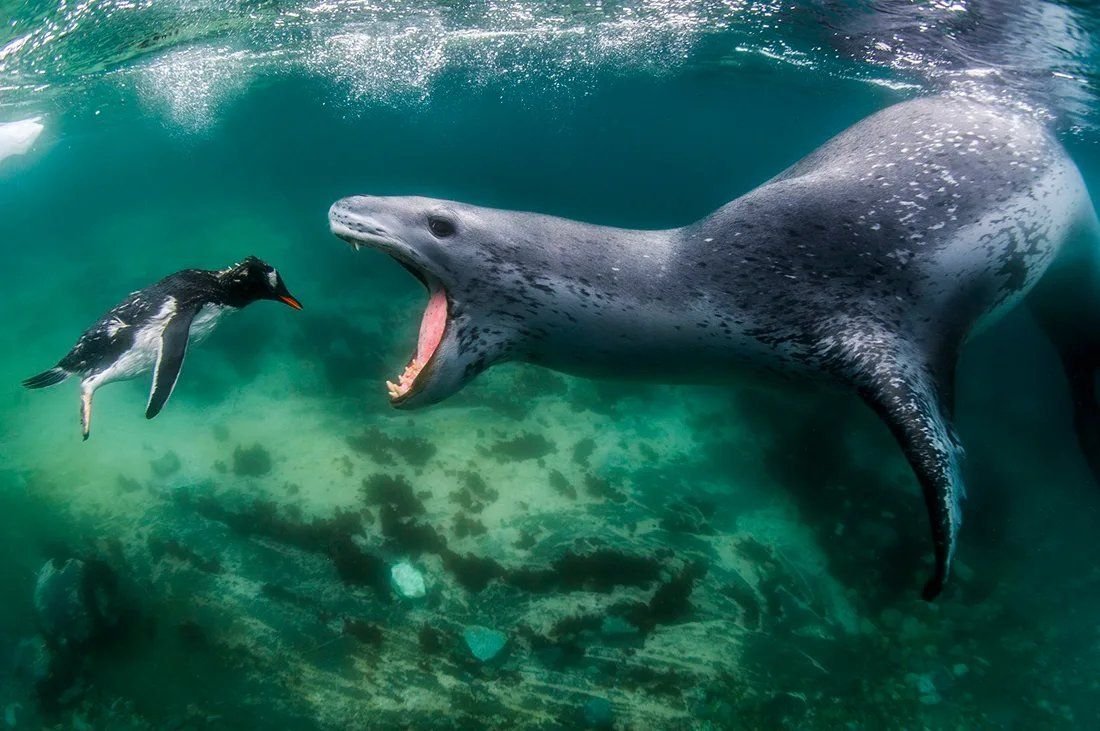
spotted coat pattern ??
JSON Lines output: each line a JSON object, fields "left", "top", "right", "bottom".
{"left": 330, "top": 96, "right": 1095, "bottom": 598}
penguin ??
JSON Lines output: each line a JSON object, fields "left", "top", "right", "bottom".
{"left": 23, "top": 256, "right": 303, "bottom": 440}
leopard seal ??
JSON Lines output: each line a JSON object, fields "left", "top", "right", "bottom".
{"left": 329, "top": 95, "right": 1100, "bottom": 599}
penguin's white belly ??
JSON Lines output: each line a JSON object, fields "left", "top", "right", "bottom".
{"left": 86, "top": 323, "right": 163, "bottom": 389}
{"left": 83, "top": 303, "right": 229, "bottom": 391}
{"left": 189, "top": 304, "right": 229, "bottom": 344}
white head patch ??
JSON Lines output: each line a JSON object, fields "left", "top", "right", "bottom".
{"left": 266, "top": 269, "right": 278, "bottom": 289}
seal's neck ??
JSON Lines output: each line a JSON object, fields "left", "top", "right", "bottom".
{"left": 505, "top": 220, "right": 748, "bottom": 380}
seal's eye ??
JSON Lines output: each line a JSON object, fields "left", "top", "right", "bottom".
{"left": 428, "top": 216, "right": 455, "bottom": 238}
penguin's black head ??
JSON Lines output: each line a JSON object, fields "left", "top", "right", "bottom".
{"left": 221, "top": 256, "right": 303, "bottom": 310}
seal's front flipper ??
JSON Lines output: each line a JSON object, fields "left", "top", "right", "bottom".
{"left": 146, "top": 306, "right": 196, "bottom": 420}
{"left": 1058, "top": 352, "right": 1100, "bottom": 487}
{"left": 857, "top": 363, "right": 964, "bottom": 600}
{"left": 1027, "top": 207, "right": 1100, "bottom": 488}
{"left": 833, "top": 329, "right": 965, "bottom": 600}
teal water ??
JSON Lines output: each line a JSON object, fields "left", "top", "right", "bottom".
{"left": 4, "top": 1, "right": 1100, "bottom": 728}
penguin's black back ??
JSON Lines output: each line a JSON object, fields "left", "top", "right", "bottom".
{"left": 58, "top": 269, "right": 228, "bottom": 375}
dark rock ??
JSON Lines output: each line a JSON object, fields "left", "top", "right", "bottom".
{"left": 508, "top": 549, "right": 662, "bottom": 593}
{"left": 418, "top": 625, "right": 444, "bottom": 655}
{"left": 178, "top": 491, "right": 387, "bottom": 593}
{"left": 584, "top": 474, "right": 625, "bottom": 502}
{"left": 116, "top": 475, "right": 142, "bottom": 493}
{"left": 660, "top": 499, "right": 714, "bottom": 535}
{"left": 344, "top": 619, "right": 383, "bottom": 647}
{"left": 454, "top": 513, "right": 487, "bottom": 538}
{"left": 645, "top": 562, "right": 707, "bottom": 626}
{"left": 13, "top": 636, "right": 51, "bottom": 687}
{"left": 721, "top": 574, "right": 761, "bottom": 629}
{"left": 514, "top": 531, "right": 537, "bottom": 550}
{"left": 260, "top": 583, "right": 321, "bottom": 610}
{"left": 232, "top": 444, "right": 272, "bottom": 477}
{"left": 362, "top": 474, "right": 424, "bottom": 517}
{"left": 582, "top": 697, "right": 614, "bottom": 728}
{"left": 449, "top": 472, "right": 499, "bottom": 513}
{"left": 442, "top": 552, "right": 505, "bottom": 592}
{"left": 482, "top": 433, "right": 556, "bottom": 462}
{"left": 549, "top": 470, "right": 577, "bottom": 499}
{"left": 147, "top": 536, "right": 222, "bottom": 574}
{"left": 600, "top": 616, "right": 641, "bottom": 639}
{"left": 462, "top": 472, "right": 498, "bottom": 503}
{"left": 177, "top": 620, "right": 208, "bottom": 648}
{"left": 33, "top": 558, "right": 122, "bottom": 650}
{"left": 150, "top": 451, "right": 181, "bottom": 478}
{"left": 329, "top": 535, "right": 388, "bottom": 590}
{"left": 347, "top": 427, "right": 436, "bottom": 467}
{"left": 572, "top": 438, "right": 596, "bottom": 465}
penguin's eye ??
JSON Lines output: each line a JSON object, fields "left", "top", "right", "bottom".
{"left": 428, "top": 216, "right": 455, "bottom": 238}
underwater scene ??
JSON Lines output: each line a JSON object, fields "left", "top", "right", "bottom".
{"left": 4, "top": 0, "right": 1100, "bottom": 728}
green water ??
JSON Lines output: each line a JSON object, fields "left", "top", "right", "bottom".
{"left": 4, "top": 1, "right": 1100, "bottom": 728}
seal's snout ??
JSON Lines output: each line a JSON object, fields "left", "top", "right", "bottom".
{"left": 327, "top": 193, "right": 456, "bottom": 411}
{"left": 327, "top": 200, "right": 347, "bottom": 228}
{"left": 329, "top": 195, "right": 382, "bottom": 222}
{"left": 328, "top": 196, "right": 364, "bottom": 234}
{"left": 329, "top": 197, "right": 394, "bottom": 252}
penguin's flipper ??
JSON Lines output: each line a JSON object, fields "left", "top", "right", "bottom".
{"left": 832, "top": 324, "right": 964, "bottom": 600}
{"left": 146, "top": 306, "right": 197, "bottom": 420}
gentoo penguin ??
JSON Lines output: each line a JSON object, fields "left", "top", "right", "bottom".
{"left": 23, "top": 256, "right": 302, "bottom": 440}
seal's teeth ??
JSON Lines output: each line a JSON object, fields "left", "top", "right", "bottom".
{"left": 386, "top": 357, "right": 427, "bottom": 400}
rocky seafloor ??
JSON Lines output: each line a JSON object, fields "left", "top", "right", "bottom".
{"left": 2, "top": 301, "right": 1099, "bottom": 730}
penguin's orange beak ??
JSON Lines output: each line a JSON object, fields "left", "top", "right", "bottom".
{"left": 279, "top": 295, "right": 303, "bottom": 310}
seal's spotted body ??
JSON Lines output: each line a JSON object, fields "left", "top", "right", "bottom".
{"left": 330, "top": 96, "right": 1099, "bottom": 599}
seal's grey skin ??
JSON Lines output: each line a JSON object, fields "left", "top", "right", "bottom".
{"left": 330, "top": 96, "right": 1100, "bottom": 599}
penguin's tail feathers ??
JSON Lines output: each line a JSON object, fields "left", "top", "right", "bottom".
{"left": 22, "top": 367, "right": 70, "bottom": 389}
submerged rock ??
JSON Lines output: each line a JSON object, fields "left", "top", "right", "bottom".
{"left": 233, "top": 444, "right": 272, "bottom": 477}
{"left": 390, "top": 561, "right": 427, "bottom": 599}
{"left": 150, "top": 451, "right": 181, "bottom": 478}
{"left": 463, "top": 626, "right": 507, "bottom": 662}
{"left": 4, "top": 703, "right": 21, "bottom": 728}
{"left": 13, "top": 636, "right": 51, "bottom": 686}
{"left": 582, "top": 697, "right": 614, "bottom": 728}
{"left": 909, "top": 672, "right": 941, "bottom": 705}
{"left": 33, "top": 558, "right": 121, "bottom": 649}
{"left": 599, "top": 615, "right": 640, "bottom": 638}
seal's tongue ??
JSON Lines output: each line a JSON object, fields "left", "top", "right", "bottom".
{"left": 387, "top": 288, "right": 448, "bottom": 401}
{"left": 417, "top": 288, "right": 447, "bottom": 363}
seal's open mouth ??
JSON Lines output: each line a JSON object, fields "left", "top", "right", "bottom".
{"left": 388, "top": 283, "right": 447, "bottom": 401}
{"left": 331, "top": 221, "right": 449, "bottom": 405}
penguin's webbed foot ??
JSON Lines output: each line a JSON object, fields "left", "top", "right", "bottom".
{"left": 80, "top": 389, "right": 93, "bottom": 442}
